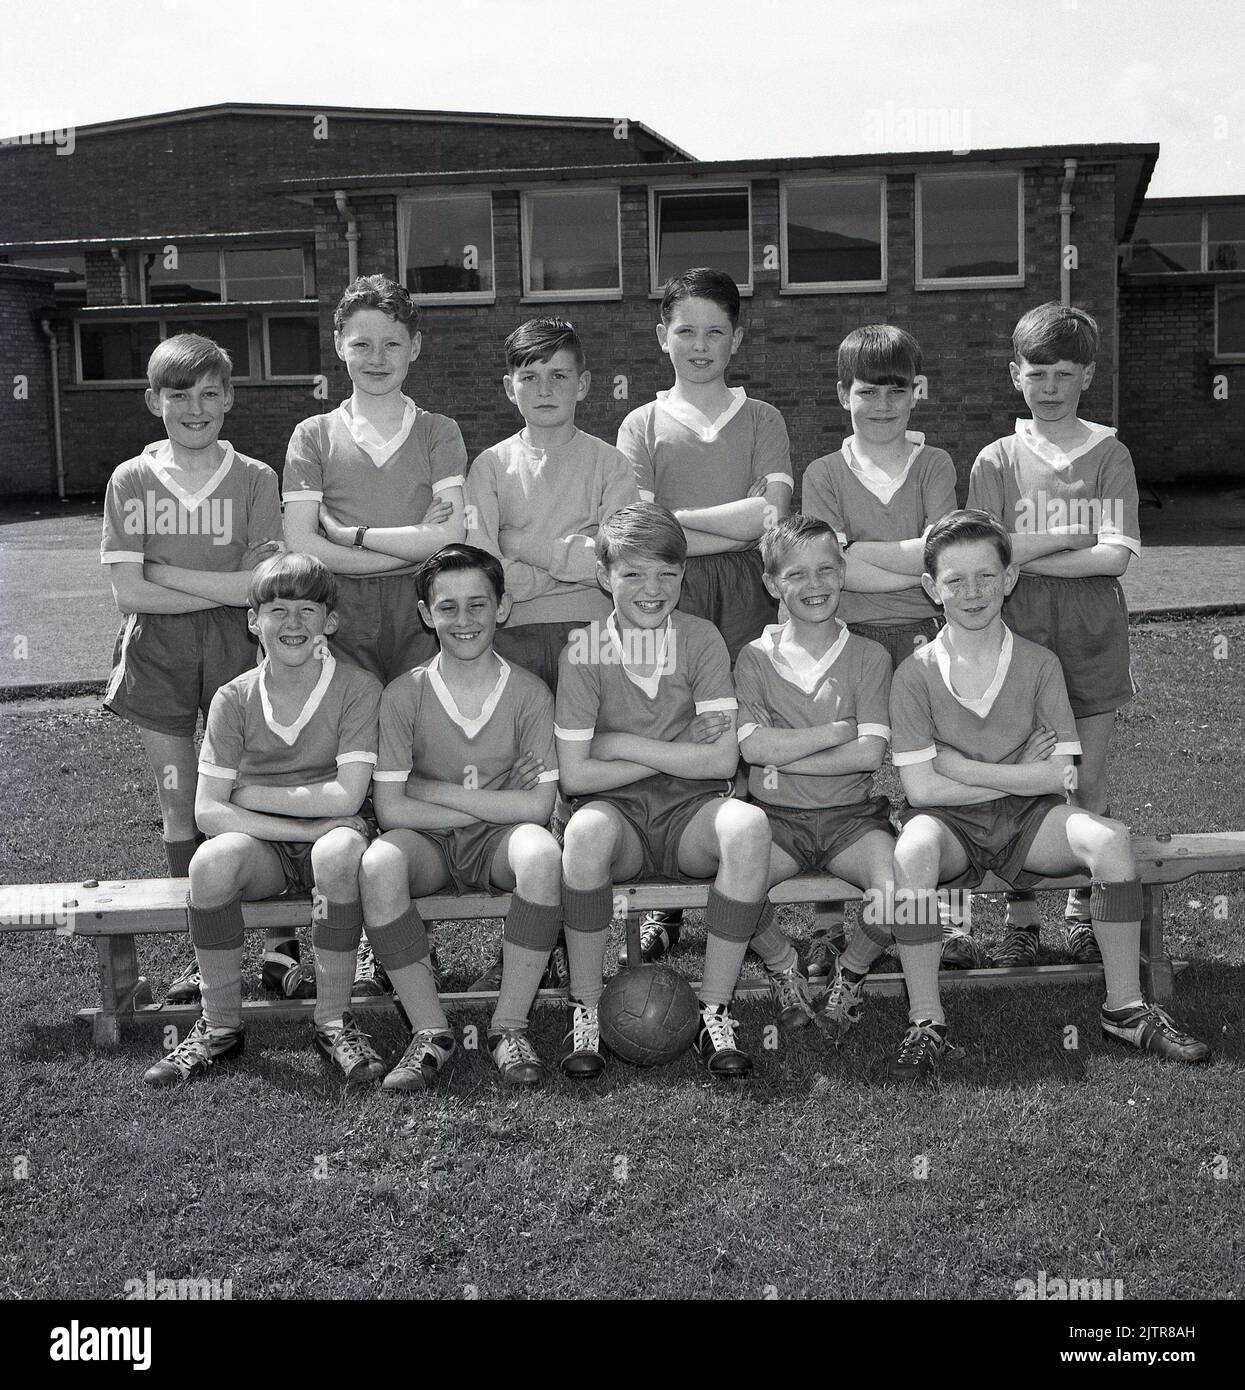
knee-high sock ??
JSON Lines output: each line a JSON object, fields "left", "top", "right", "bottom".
{"left": 165, "top": 837, "right": 198, "bottom": 878}
{"left": 700, "top": 888, "right": 765, "bottom": 1008}
{"left": 893, "top": 888, "right": 943, "bottom": 1025}
{"left": 749, "top": 902, "right": 797, "bottom": 974}
{"left": 1090, "top": 879, "right": 1144, "bottom": 1012}
{"left": 841, "top": 906, "right": 891, "bottom": 977}
{"left": 368, "top": 902, "right": 447, "bottom": 1034}
{"left": 189, "top": 895, "right": 245, "bottom": 1031}
{"left": 492, "top": 896, "right": 562, "bottom": 1033}
{"left": 563, "top": 883, "right": 613, "bottom": 1008}
{"left": 312, "top": 898, "right": 363, "bottom": 1028}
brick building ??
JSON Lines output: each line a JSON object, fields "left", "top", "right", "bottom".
{"left": 1, "top": 102, "right": 1193, "bottom": 500}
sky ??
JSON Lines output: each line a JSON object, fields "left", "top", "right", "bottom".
{"left": 1, "top": 0, "right": 1243, "bottom": 198}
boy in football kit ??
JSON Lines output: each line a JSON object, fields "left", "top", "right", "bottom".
{"left": 615, "top": 268, "right": 793, "bottom": 964}
{"left": 465, "top": 317, "right": 639, "bottom": 693}
{"left": 100, "top": 332, "right": 288, "bottom": 1005}
{"left": 283, "top": 274, "right": 467, "bottom": 996}
{"left": 359, "top": 545, "right": 564, "bottom": 1091}
{"left": 968, "top": 304, "right": 1139, "bottom": 967}
{"left": 884, "top": 510, "right": 1208, "bottom": 1081}
{"left": 800, "top": 325, "right": 964, "bottom": 974}
{"left": 735, "top": 516, "right": 899, "bottom": 1039}
{"left": 555, "top": 503, "right": 773, "bottom": 1080}
{"left": 144, "top": 553, "right": 385, "bottom": 1087}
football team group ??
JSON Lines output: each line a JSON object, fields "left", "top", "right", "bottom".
{"left": 99, "top": 264, "right": 1211, "bottom": 1095}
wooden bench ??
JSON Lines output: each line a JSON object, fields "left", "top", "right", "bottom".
{"left": 2, "top": 832, "right": 1242, "bottom": 1047}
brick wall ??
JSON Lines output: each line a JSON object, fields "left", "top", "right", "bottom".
{"left": 1119, "top": 278, "right": 1245, "bottom": 482}
{"left": 0, "top": 268, "right": 59, "bottom": 495}
{"left": 1, "top": 111, "right": 677, "bottom": 244}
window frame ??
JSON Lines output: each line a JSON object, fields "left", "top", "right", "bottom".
{"left": 648, "top": 183, "right": 754, "bottom": 296}
{"left": 778, "top": 175, "right": 887, "bottom": 294}
{"left": 141, "top": 242, "right": 315, "bottom": 306}
{"left": 1213, "top": 283, "right": 1245, "bottom": 361}
{"left": 72, "top": 314, "right": 260, "bottom": 386}
{"left": 914, "top": 169, "right": 1025, "bottom": 291}
{"left": 262, "top": 311, "right": 322, "bottom": 382}
{"left": 398, "top": 190, "right": 497, "bottom": 306}
{"left": 520, "top": 185, "right": 623, "bottom": 302}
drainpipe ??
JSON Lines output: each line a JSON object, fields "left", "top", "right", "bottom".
{"left": 334, "top": 189, "right": 359, "bottom": 282}
{"left": 39, "top": 318, "right": 66, "bottom": 501}
{"left": 1059, "top": 158, "right": 1077, "bottom": 304}
{"left": 110, "top": 246, "right": 129, "bottom": 302}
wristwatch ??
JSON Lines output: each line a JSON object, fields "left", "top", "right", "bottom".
{"left": 353, "top": 526, "right": 369, "bottom": 549}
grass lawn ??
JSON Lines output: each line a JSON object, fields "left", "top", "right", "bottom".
{"left": 1, "top": 618, "right": 1243, "bottom": 1301}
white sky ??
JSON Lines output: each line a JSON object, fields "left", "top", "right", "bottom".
{"left": 1, "top": 0, "right": 1243, "bottom": 198}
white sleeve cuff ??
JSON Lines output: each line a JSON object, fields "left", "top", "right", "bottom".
{"left": 695, "top": 698, "right": 737, "bottom": 714}
{"left": 892, "top": 745, "right": 937, "bottom": 767}
{"left": 434, "top": 475, "right": 466, "bottom": 493}
{"left": 283, "top": 489, "right": 324, "bottom": 503}
{"left": 198, "top": 762, "right": 237, "bottom": 782}
{"left": 834, "top": 530, "right": 849, "bottom": 548}
{"left": 336, "top": 751, "right": 377, "bottom": 766}
{"left": 858, "top": 722, "right": 891, "bottom": 742}
{"left": 1100, "top": 534, "right": 1142, "bottom": 557}
{"left": 371, "top": 769, "right": 411, "bottom": 782}
{"left": 1053, "top": 740, "right": 1083, "bottom": 756}
{"left": 736, "top": 721, "right": 760, "bottom": 741}
{"left": 555, "top": 725, "right": 594, "bottom": 742}
{"left": 763, "top": 472, "right": 795, "bottom": 490}
{"left": 101, "top": 550, "right": 144, "bottom": 564}
{"left": 637, "top": 489, "right": 655, "bottom": 503}
{"left": 536, "top": 769, "right": 560, "bottom": 784}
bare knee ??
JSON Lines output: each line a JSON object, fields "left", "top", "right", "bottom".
{"left": 311, "top": 829, "right": 367, "bottom": 898}
{"left": 562, "top": 807, "right": 619, "bottom": 881}
{"left": 715, "top": 801, "right": 770, "bottom": 870}
{"left": 189, "top": 835, "right": 252, "bottom": 904}
{"left": 509, "top": 825, "right": 562, "bottom": 898}
{"left": 893, "top": 821, "right": 943, "bottom": 887}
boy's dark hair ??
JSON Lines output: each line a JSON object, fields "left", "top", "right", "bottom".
{"left": 596, "top": 502, "right": 687, "bottom": 569}
{"left": 249, "top": 552, "right": 338, "bottom": 611}
{"left": 1011, "top": 302, "right": 1099, "bottom": 366}
{"left": 837, "top": 324, "right": 923, "bottom": 389}
{"left": 333, "top": 274, "right": 419, "bottom": 335}
{"left": 760, "top": 514, "right": 844, "bottom": 576}
{"left": 924, "top": 509, "right": 1012, "bottom": 577}
{"left": 660, "top": 267, "right": 741, "bottom": 327}
{"left": 505, "top": 317, "right": 586, "bottom": 374}
{"left": 416, "top": 544, "right": 505, "bottom": 606}
{"left": 146, "top": 333, "right": 233, "bottom": 391}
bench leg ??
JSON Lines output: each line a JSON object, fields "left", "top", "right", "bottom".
{"left": 624, "top": 912, "right": 643, "bottom": 968}
{"left": 1141, "top": 884, "right": 1175, "bottom": 1002}
{"left": 92, "top": 934, "right": 154, "bottom": 1049}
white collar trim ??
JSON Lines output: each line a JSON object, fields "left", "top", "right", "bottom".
{"left": 258, "top": 652, "right": 336, "bottom": 746}
{"left": 930, "top": 625, "right": 1013, "bottom": 717}
{"left": 606, "top": 613, "right": 674, "bottom": 699}
{"left": 338, "top": 395, "right": 418, "bottom": 467}
{"left": 1014, "top": 418, "right": 1117, "bottom": 469}
{"left": 841, "top": 432, "right": 925, "bottom": 504}
{"left": 761, "top": 620, "right": 849, "bottom": 695}
{"left": 427, "top": 653, "right": 511, "bottom": 739}
{"left": 655, "top": 387, "right": 747, "bottom": 442}
{"left": 143, "top": 439, "right": 236, "bottom": 511}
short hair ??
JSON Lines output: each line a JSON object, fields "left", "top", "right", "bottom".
{"left": 415, "top": 544, "right": 505, "bottom": 606}
{"left": 333, "top": 274, "right": 419, "bottom": 335}
{"left": 505, "top": 317, "right": 586, "bottom": 374}
{"left": 146, "top": 333, "right": 232, "bottom": 391}
{"left": 924, "top": 509, "right": 1012, "bottom": 578}
{"left": 660, "top": 267, "right": 741, "bottom": 327}
{"left": 760, "top": 514, "right": 844, "bottom": 576}
{"left": 1011, "top": 302, "right": 1099, "bottom": 366}
{"left": 595, "top": 502, "right": 687, "bottom": 569}
{"left": 248, "top": 552, "right": 338, "bottom": 611}
{"left": 837, "top": 324, "right": 923, "bottom": 389}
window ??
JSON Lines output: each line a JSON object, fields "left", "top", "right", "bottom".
{"left": 265, "top": 313, "right": 320, "bottom": 378}
{"left": 143, "top": 244, "right": 313, "bottom": 304}
{"left": 1208, "top": 209, "right": 1245, "bottom": 271}
{"left": 78, "top": 321, "right": 162, "bottom": 382}
{"left": 522, "top": 188, "right": 621, "bottom": 299}
{"left": 916, "top": 171, "right": 1023, "bottom": 287}
{"left": 400, "top": 192, "right": 494, "bottom": 302}
{"left": 650, "top": 187, "right": 751, "bottom": 292}
{"left": 781, "top": 178, "right": 886, "bottom": 291}
{"left": 1215, "top": 285, "right": 1245, "bottom": 357}
{"left": 175, "top": 318, "right": 252, "bottom": 377}
{"left": 1126, "top": 210, "right": 1203, "bottom": 273}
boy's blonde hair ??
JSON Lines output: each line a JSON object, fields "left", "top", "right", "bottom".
{"left": 146, "top": 333, "right": 232, "bottom": 391}
{"left": 249, "top": 552, "right": 338, "bottom": 612}
{"left": 595, "top": 502, "right": 687, "bottom": 569}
